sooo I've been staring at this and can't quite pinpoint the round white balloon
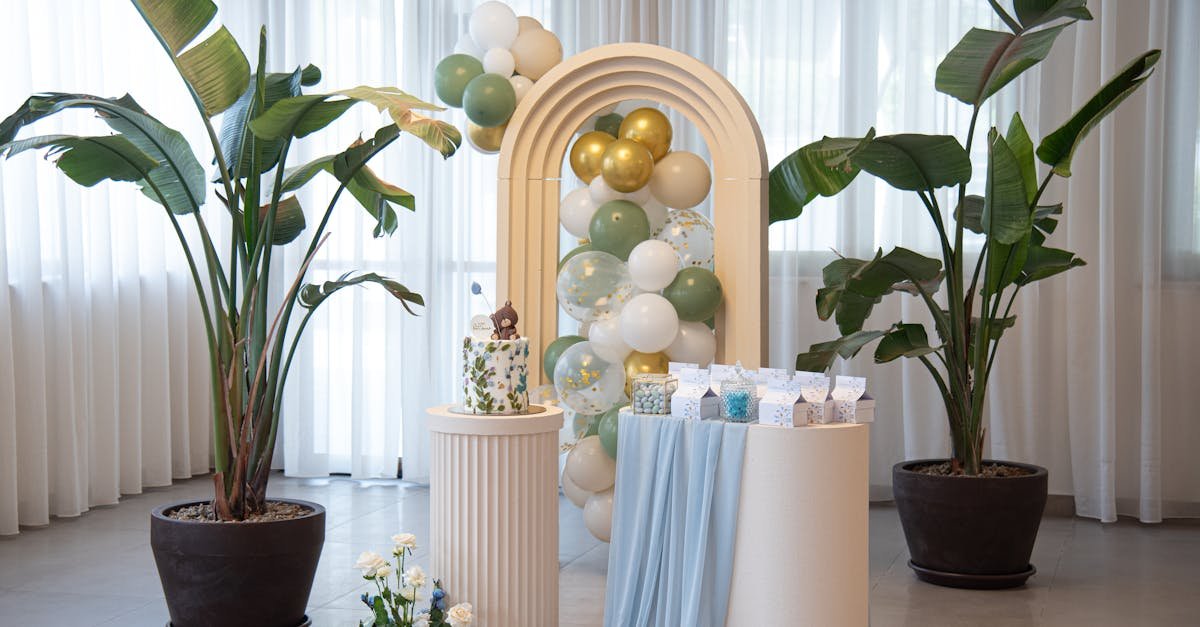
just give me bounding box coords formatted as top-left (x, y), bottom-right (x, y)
top-left (561, 466), bottom-right (591, 508)
top-left (589, 176), bottom-right (651, 206)
top-left (566, 435), bottom-right (616, 493)
top-left (509, 75), bottom-right (534, 104)
top-left (560, 187), bottom-right (598, 238)
top-left (453, 33), bottom-right (483, 59)
top-left (510, 28), bottom-right (563, 80)
top-left (649, 151), bottom-right (712, 209)
top-left (469, 1), bottom-right (520, 50)
top-left (627, 240), bottom-right (681, 292)
top-left (665, 320), bottom-right (717, 366)
top-left (588, 317), bottom-right (633, 363)
top-left (584, 487), bottom-right (615, 542)
top-left (642, 196), bottom-right (669, 236)
top-left (482, 47), bottom-right (516, 76)
top-left (620, 293), bottom-right (680, 354)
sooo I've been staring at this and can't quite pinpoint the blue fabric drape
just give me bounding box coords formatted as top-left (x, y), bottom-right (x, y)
top-left (604, 413), bottom-right (748, 627)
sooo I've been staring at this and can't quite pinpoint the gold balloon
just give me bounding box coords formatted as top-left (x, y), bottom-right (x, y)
top-left (601, 138), bottom-right (655, 193)
top-left (619, 108), bottom-right (673, 161)
top-left (467, 121), bottom-right (507, 154)
top-left (570, 131), bottom-right (615, 183)
top-left (623, 351), bottom-right (670, 397)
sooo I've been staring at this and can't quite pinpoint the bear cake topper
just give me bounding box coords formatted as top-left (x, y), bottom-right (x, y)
top-left (469, 281), bottom-right (520, 340)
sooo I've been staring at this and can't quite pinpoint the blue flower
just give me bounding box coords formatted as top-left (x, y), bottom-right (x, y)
top-left (470, 281), bottom-right (482, 295)
top-left (435, 598), bottom-right (447, 611)
top-left (432, 588), bottom-right (446, 600)
top-left (360, 593), bottom-right (373, 608)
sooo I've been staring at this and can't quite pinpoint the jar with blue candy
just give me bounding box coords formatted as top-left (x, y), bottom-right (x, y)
top-left (631, 373), bottom-right (677, 415)
top-left (719, 363), bottom-right (758, 422)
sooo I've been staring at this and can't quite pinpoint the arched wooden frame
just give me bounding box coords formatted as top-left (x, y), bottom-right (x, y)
top-left (498, 43), bottom-right (769, 388)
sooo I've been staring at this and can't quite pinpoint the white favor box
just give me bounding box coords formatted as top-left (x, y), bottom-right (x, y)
top-left (671, 367), bottom-right (719, 421)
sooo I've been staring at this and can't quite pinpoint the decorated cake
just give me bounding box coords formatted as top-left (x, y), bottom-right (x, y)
top-left (461, 300), bottom-right (529, 415)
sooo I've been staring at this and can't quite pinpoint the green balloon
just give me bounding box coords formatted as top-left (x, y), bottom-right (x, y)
top-left (558, 243), bottom-right (594, 271)
top-left (663, 267), bottom-right (723, 321)
top-left (463, 73), bottom-right (516, 128)
top-left (598, 406), bottom-right (620, 459)
top-left (434, 54), bottom-right (483, 108)
top-left (543, 335), bottom-right (585, 378)
top-left (588, 200), bottom-right (650, 261)
top-left (594, 113), bottom-right (624, 137)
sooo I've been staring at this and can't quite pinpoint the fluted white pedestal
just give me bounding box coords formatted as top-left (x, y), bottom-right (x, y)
top-left (428, 404), bottom-right (564, 627)
top-left (726, 423), bottom-right (870, 627)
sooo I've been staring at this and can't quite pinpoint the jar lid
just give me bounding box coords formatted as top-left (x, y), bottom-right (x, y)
top-left (721, 361), bottom-right (755, 387)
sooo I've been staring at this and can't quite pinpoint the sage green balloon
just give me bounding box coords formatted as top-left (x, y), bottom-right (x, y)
top-left (558, 243), bottom-right (595, 271)
top-left (594, 113), bottom-right (624, 137)
top-left (543, 335), bottom-right (585, 378)
top-left (463, 73), bottom-right (516, 128)
top-left (434, 54), bottom-right (484, 108)
top-left (598, 406), bottom-right (620, 459)
top-left (588, 200), bottom-right (650, 261)
top-left (662, 267), bottom-right (723, 321)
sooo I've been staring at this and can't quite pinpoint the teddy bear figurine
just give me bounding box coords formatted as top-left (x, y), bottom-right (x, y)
top-left (490, 301), bottom-right (520, 340)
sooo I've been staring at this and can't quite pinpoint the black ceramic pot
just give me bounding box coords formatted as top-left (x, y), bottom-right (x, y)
top-left (893, 459), bottom-right (1048, 589)
top-left (150, 498), bottom-right (325, 627)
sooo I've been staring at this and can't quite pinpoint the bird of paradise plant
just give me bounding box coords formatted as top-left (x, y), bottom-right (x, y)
top-left (0, 0), bottom-right (461, 519)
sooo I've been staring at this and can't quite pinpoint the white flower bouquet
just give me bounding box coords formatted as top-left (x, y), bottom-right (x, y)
top-left (356, 533), bottom-right (472, 627)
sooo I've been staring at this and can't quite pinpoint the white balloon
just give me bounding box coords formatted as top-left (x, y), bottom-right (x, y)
top-left (454, 33), bottom-right (483, 59)
top-left (588, 317), bottom-right (633, 363)
top-left (510, 28), bottom-right (563, 80)
top-left (560, 187), bottom-right (598, 238)
top-left (665, 321), bottom-right (717, 366)
top-left (469, 1), bottom-right (520, 50)
top-left (517, 15), bottom-right (543, 34)
top-left (562, 466), bottom-right (591, 508)
top-left (642, 196), bottom-right (669, 236)
top-left (566, 435), bottom-right (616, 493)
top-left (589, 176), bottom-right (651, 206)
top-left (584, 487), bottom-right (615, 542)
top-left (620, 293), bottom-right (680, 354)
top-left (627, 240), bottom-right (681, 292)
top-left (510, 75), bottom-right (534, 104)
top-left (649, 151), bottom-right (712, 209)
top-left (482, 47), bottom-right (516, 76)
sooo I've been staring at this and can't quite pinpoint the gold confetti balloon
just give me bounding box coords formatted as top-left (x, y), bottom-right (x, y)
top-left (552, 341), bottom-right (627, 414)
top-left (467, 121), bottom-right (507, 154)
top-left (570, 131), bottom-right (615, 183)
top-left (618, 107), bottom-right (673, 161)
top-left (622, 351), bottom-right (669, 397)
top-left (600, 138), bottom-right (655, 193)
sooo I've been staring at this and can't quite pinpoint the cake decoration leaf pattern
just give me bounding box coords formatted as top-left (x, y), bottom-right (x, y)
top-left (462, 337), bottom-right (528, 414)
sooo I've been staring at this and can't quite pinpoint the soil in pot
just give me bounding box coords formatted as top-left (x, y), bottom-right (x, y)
top-left (893, 459), bottom-right (1047, 590)
top-left (151, 498), bottom-right (325, 627)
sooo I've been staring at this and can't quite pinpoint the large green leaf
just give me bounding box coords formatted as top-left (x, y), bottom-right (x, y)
top-left (986, 233), bottom-right (1030, 293)
top-left (1037, 50), bottom-right (1161, 177)
top-left (1005, 112), bottom-right (1037, 203)
top-left (983, 129), bottom-right (1032, 245)
top-left (0, 93), bottom-right (206, 215)
top-left (249, 95), bottom-right (358, 139)
top-left (874, 324), bottom-right (938, 363)
top-left (133, 0), bottom-right (250, 116)
top-left (298, 271), bottom-right (424, 314)
top-left (1030, 202), bottom-right (1062, 245)
top-left (218, 64), bottom-right (321, 179)
top-left (1016, 244), bottom-right (1086, 284)
top-left (816, 247), bottom-right (942, 334)
top-left (767, 134), bottom-right (869, 223)
top-left (851, 134), bottom-right (972, 191)
top-left (795, 329), bottom-right (888, 373)
top-left (1013, 0), bottom-right (1092, 32)
top-left (957, 194), bottom-right (985, 233)
top-left (1, 134), bottom-right (159, 187)
top-left (258, 196), bottom-right (306, 245)
top-left (935, 25), bottom-right (1070, 105)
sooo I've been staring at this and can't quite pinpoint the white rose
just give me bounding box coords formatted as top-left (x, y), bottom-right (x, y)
top-left (374, 564), bottom-right (393, 580)
top-left (403, 565), bottom-right (427, 589)
top-left (391, 533), bottom-right (418, 550)
top-left (413, 613), bottom-right (431, 627)
top-left (446, 602), bottom-right (474, 626)
top-left (399, 585), bottom-right (418, 601)
top-left (354, 551), bottom-right (389, 578)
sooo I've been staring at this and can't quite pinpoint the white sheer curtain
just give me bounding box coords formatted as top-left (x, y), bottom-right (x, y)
top-left (3, 0), bottom-right (1197, 535)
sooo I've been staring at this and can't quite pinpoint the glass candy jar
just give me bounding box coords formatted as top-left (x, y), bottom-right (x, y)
top-left (631, 373), bottom-right (677, 415)
top-left (719, 363), bottom-right (758, 422)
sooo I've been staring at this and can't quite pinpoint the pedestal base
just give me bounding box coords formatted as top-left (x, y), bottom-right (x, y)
top-left (428, 404), bottom-right (564, 627)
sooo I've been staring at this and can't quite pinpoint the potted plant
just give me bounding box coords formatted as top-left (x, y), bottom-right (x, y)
top-left (0, 1), bottom-right (459, 624)
top-left (768, 0), bottom-right (1158, 589)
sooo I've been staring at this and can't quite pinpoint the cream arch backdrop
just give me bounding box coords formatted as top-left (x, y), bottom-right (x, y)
top-left (497, 43), bottom-right (769, 388)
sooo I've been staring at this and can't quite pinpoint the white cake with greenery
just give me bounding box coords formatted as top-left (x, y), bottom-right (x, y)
top-left (461, 337), bottom-right (529, 415)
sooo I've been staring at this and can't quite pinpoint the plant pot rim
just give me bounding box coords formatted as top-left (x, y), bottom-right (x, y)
top-left (894, 458), bottom-right (1047, 480)
top-left (151, 497), bottom-right (326, 526)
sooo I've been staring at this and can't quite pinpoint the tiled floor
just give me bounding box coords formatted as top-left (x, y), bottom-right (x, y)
top-left (1, 474), bottom-right (1197, 626)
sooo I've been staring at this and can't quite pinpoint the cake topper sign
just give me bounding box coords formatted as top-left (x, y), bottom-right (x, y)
top-left (470, 281), bottom-right (520, 340)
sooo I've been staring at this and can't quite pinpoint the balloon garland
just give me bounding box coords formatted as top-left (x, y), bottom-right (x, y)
top-left (550, 104), bottom-right (724, 543)
top-left (434, 1), bottom-right (564, 153)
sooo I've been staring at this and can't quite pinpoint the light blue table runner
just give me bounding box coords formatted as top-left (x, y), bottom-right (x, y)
top-left (603, 412), bottom-right (748, 627)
